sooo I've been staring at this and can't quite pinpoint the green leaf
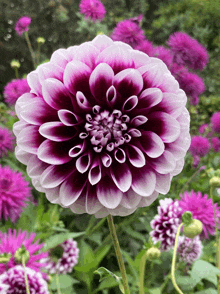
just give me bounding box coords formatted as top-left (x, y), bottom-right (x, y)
top-left (175, 274), bottom-right (198, 291)
top-left (149, 288), bottom-right (161, 294)
top-left (94, 267), bottom-right (124, 293)
top-left (123, 226), bottom-right (146, 243)
top-left (195, 289), bottom-right (217, 294)
top-left (191, 260), bottom-right (220, 286)
top-left (121, 249), bottom-right (139, 282)
top-left (49, 275), bottom-right (78, 290)
top-left (94, 243), bottom-right (111, 266)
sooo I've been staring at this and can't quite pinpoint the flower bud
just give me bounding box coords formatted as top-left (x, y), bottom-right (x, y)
top-left (146, 247), bottom-right (161, 260)
top-left (37, 37), bottom-right (45, 44)
top-left (10, 60), bottom-right (20, 69)
top-left (0, 253), bottom-right (12, 264)
top-left (183, 219), bottom-right (203, 239)
top-left (210, 176), bottom-right (220, 187)
top-left (14, 245), bottom-right (30, 264)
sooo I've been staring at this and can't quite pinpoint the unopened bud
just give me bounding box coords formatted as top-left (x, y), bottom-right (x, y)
top-left (14, 245), bottom-right (30, 264)
top-left (210, 176), bottom-right (220, 187)
top-left (146, 247), bottom-right (161, 260)
top-left (37, 37), bottom-right (45, 44)
top-left (0, 253), bottom-right (11, 264)
top-left (183, 219), bottom-right (203, 239)
top-left (10, 60), bottom-right (20, 69)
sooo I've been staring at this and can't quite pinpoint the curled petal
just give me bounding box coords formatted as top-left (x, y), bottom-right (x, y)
top-left (130, 115), bottom-right (148, 127)
top-left (76, 91), bottom-right (92, 111)
top-left (88, 158), bottom-right (102, 185)
top-left (69, 141), bottom-right (85, 158)
top-left (122, 95), bottom-right (138, 112)
top-left (39, 122), bottom-right (76, 141)
top-left (131, 166), bottom-right (156, 196)
top-left (110, 162), bottom-right (132, 192)
top-left (126, 145), bottom-right (145, 167)
top-left (76, 152), bottom-right (92, 173)
top-left (58, 109), bottom-right (80, 126)
top-left (127, 128), bottom-right (142, 137)
top-left (106, 85), bottom-right (117, 107)
top-left (138, 131), bottom-right (164, 158)
top-left (101, 153), bottom-right (112, 167)
top-left (114, 148), bottom-right (126, 163)
top-left (85, 185), bottom-right (103, 214)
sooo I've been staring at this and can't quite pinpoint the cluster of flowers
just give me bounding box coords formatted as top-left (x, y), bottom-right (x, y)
top-left (0, 229), bottom-right (79, 292)
top-left (150, 190), bottom-right (220, 264)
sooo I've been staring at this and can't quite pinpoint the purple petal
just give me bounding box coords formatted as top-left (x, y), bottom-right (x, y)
top-left (148, 150), bottom-right (176, 174)
top-left (17, 125), bottom-right (44, 154)
top-left (42, 78), bottom-right (73, 111)
top-left (27, 155), bottom-right (49, 179)
top-left (15, 146), bottom-right (32, 165)
top-left (120, 189), bottom-right (142, 209)
top-left (39, 122), bottom-right (76, 141)
top-left (101, 153), bottom-right (112, 167)
top-left (138, 88), bottom-right (163, 109)
top-left (58, 109), bottom-right (81, 126)
top-left (38, 63), bottom-right (63, 84)
top-left (110, 162), bottom-right (132, 192)
top-left (127, 128), bottom-right (142, 137)
top-left (170, 158), bottom-right (184, 176)
top-left (76, 152), bottom-right (92, 173)
top-left (138, 63), bottom-right (164, 89)
top-left (122, 95), bottom-right (138, 112)
top-left (138, 191), bottom-right (158, 207)
top-left (45, 187), bottom-right (60, 204)
top-left (27, 71), bottom-right (42, 96)
top-left (166, 141), bottom-right (186, 160)
top-left (106, 85), bottom-right (117, 107)
top-left (131, 166), bottom-right (156, 196)
top-left (13, 120), bottom-right (29, 136)
top-left (88, 158), bottom-right (102, 185)
top-left (76, 91), bottom-right (92, 111)
top-left (97, 176), bottom-right (123, 209)
top-left (155, 173), bottom-right (171, 194)
top-left (89, 63), bottom-right (114, 101)
top-left (139, 131), bottom-right (164, 158)
top-left (85, 185), bottom-right (103, 214)
top-left (15, 93), bottom-right (36, 120)
top-left (130, 115), bottom-right (148, 127)
top-left (114, 148), bottom-right (126, 163)
top-left (126, 145), bottom-right (145, 167)
top-left (50, 48), bottom-right (70, 68)
top-left (69, 141), bottom-right (85, 158)
top-left (91, 35), bottom-right (114, 52)
top-left (131, 50), bottom-right (151, 68)
top-left (70, 194), bottom-right (87, 214)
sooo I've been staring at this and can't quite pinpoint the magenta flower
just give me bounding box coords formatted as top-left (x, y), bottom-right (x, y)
top-left (152, 46), bottom-right (173, 68)
top-left (79, 0), bottom-right (106, 22)
top-left (177, 236), bottom-right (202, 265)
top-left (15, 16), bottom-right (31, 36)
top-left (211, 137), bottom-right (220, 152)
top-left (13, 35), bottom-right (190, 218)
top-left (0, 229), bottom-right (48, 275)
top-left (3, 78), bottom-right (31, 106)
top-left (0, 266), bottom-right (49, 294)
top-left (189, 136), bottom-right (210, 158)
top-left (211, 112), bottom-right (220, 133)
top-left (179, 191), bottom-right (220, 239)
top-left (43, 238), bottom-right (79, 274)
top-left (0, 165), bottom-right (31, 222)
top-left (0, 127), bottom-right (14, 158)
top-left (167, 32), bottom-right (209, 71)
top-left (150, 198), bottom-right (182, 251)
top-left (199, 123), bottom-right (209, 134)
top-left (134, 39), bottom-right (154, 57)
top-left (111, 18), bottom-right (145, 47)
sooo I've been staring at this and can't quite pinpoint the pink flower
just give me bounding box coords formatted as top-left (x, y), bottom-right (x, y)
top-left (211, 137), bottom-right (220, 152)
top-left (3, 78), bottom-right (31, 105)
top-left (0, 165), bottom-right (31, 222)
top-left (199, 123), bottom-right (209, 134)
top-left (79, 0), bottom-right (106, 22)
top-left (0, 229), bottom-right (48, 275)
top-left (134, 39), bottom-right (154, 56)
top-left (177, 236), bottom-right (202, 265)
top-left (150, 198), bottom-right (182, 251)
top-left (152, 46), bottom-right (173, 68)
top-left (167, 32), bottom-right (209, 71)
top-left (211, 112), bottom-right (220, 133)
top-left (189, 136), bottom-right (210, 157)
top-left (0, 127), bottom-right (14, 158)
top-left (0, 266), bottom-right (49, 294)
top-left (14, 16), bottom-right (31, 36)
top-left (13, 35), bottom-right (190, 218)
top-left (111, 18), bottom-right (145, 47)
top-left (178, 191), bottom-right (220, 239)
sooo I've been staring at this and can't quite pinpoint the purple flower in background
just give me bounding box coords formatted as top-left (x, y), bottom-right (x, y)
top-left (15, 16), bottom-right (31, 36)
top-left (13, 35), bottom-right (190, 218)
top-left (0, 127), bottom-right (14, 158)
top-left (177, 236), bottom-right (202, 265)
top-left (199, 123), bottom-right (209, 134)
top-left (0, 165), bottom-right (31, 222)
top-left (167, 31), bottom-right (209, 71)
top-left (111, 18), bottom-right (145, 47)
top-left (179, 191), bottom-right (220, 239)
top-left (211, 112), bottom-right (220, 133)
top-left (189, 136), bottom-right (210, 158)
top-left (152, 46), bottom-right (173, 68)
top-left (79, 0), bottom-right (106, 22)
top-left (43, 238), bottom-right (79, 274)
top-left (0, 229), bottom-right (48, 275)
top-left (3, 78), bottom-right (31, 106)
top-left (0, 266), bottom-right (49, 294)
top-left (150, 198), bottom-right (182, 251)
top-left (134, 39), bottom-right (154, 56)
top-left (211, 137), bottom-right (220, 152)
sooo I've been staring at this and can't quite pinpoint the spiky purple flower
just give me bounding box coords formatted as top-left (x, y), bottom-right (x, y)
top-left (179, 191), bottom-right (220, 239)
top-left (177, 236), bottom-right (202, 265)
top-left (0, 127), bottom-right (14, 158)
top-left (199, 123), bottom-right (209, 134)
top-left (3, 78), bottom-right (31, 106)
top-left (0, 266), bottom-right (49, 294)
top-left (43, 238), bottom-right (79, 274)
top-left (167, 32), bottom-right (209, 71)
top-left (211, 112), bottom-right (220, 133)
top-left (0, 165), bottom-right (31, 222)
top-left (211, 137), bottom-right (220, 152)
top-left (189, 136), bottom-right (210, 158)
top-left (0, 229), bottom-right (48, 275)
top-left (15, 16), bottom-right (31, 36)
top-left (152, 46), bottom-right (173, 68)
top-left (79, 0), bottom-right (106, 22)
top-left (150, 198), bottom-right (182, 251)
top-left (13, 35), bottom-right (190, 218)
top-left (134, 39), bottom-right (154, 56)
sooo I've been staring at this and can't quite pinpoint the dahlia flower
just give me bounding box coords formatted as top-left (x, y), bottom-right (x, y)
top-left (3, 78), bottom-right (31, 105)
top-left (0, 127), bottom-right (14, 158)
top-left (111, 18), bottom-right (145, 47)
top-left (152, 46), bottom-right (173, 68)
top-left (79, 0), bottom-right (106, 22)
top-left (178, 191), bottom-right (220, 239)
top-left (150, 198), bottom-right (182, 251)
top-left (211, 112), bottom-right (220, 133)
top-left (189, 136), bottom-right (210, 158)
top-left (0, 229), bottom-right (48, 275)
top-left (43, 238), bottom-right (79, 274)
top-left (0, 266), bottom-right (49, 294)
top-left (199, 123), bottom-right (209, 134)
top-left (15, 16), bottom-right (31, 36)
top-left (211, 137), bottom-right (220, 152)
top-left (167, 31), bottom-right (209, 71)
top-left (177, 236), bottom-right (202, 265)
top-left (134, 39), bottom-right (154, 56)
top-left (13, 35), bottom-right (190, 218)
top-left (0, 165), bottom-right (31, 222)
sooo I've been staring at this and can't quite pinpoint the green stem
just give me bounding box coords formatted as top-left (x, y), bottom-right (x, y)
top-left (107, 215), bottom-right (130, 294)
top-left (22, 255), bottom-right (30, 294)
top-left (139, 251), bottom-right (148, 294)
top-left (160, 274), bottom-right (171, 293)
top-left (14, 68), bottom-right (19, 78)
top-left (24, 31), bottom-right (36, 68)
top-left (36, 43), bottom-right (41, 65)
top-left (56, 273), bottom-right (62, 294)
top-left (171, 223), bottom-right (184, 294)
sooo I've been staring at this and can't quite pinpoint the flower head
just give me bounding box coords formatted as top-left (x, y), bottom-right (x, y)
top-left (211, 137), bottom-right (220, 152)
top-left (0, 127), bottom-right (14, 158)
top-left (15, 16), bottom-right (31, 36)
top-left (111, 18), bottom-right (145, 47)
top-left (0, 165), bottom-right (31, 222)
top-left (150, 198), bottom-right (182, 251)
top-left (3, 78), bottom-right (31, 106)
top-left (167, 31), bottom-right (209, 71)
top-left (152, 46), bottom-right (173, 68)
top-left (43, 238), bottom-right (79, 274)
top-left (189, 136), bottom-right (210, 158)
top-left (134, 39), bottom-right (154, 56)
top-left (0, 266), bottom-right (49, 294)
top-left (211, 112), bottom-right (220, 133)
top-left (177, 236), bottom-right (202, 265)
top-left (79, 0), bottom-right (106, 22)
top-left (178, 191), bottom-right (220, 239)
top-left (13, 35), bottom-right (190, 218)
top-left (199, 123), bottom-right (209, 134)
top-left (0, 229), bottom-right (48, 275)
